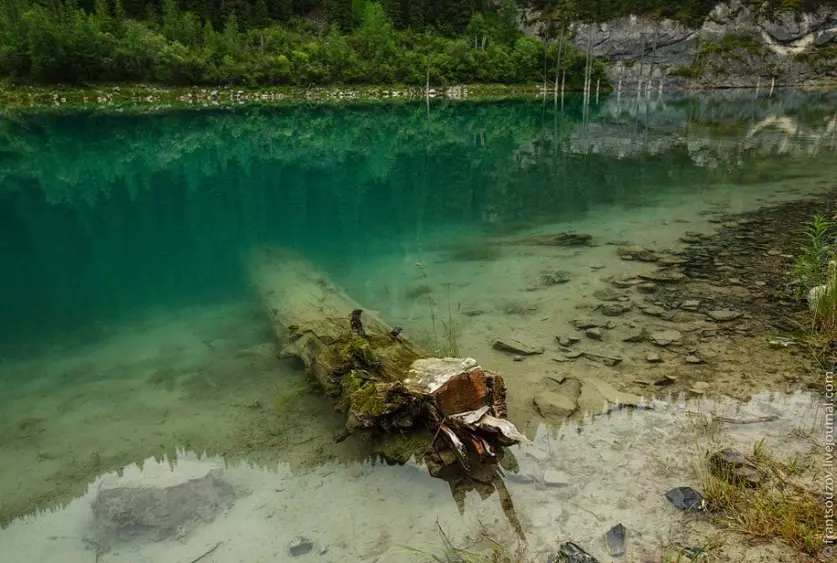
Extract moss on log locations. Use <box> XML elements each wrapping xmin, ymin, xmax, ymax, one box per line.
<box><xmin>246</xmin><ymin>246</ymin><xmax>525</xmax><ymax>475</ymax></box>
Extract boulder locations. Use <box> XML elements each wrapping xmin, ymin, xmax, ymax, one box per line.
<box><xmin>94</xmin><ymin>459</ymin><xmax>234</xmax><ymax>544</ymax></box>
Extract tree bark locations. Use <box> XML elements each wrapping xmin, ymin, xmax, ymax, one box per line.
<box><xmin>246</xmin><ymin>246</ymin><xmax>526</xmax><ymax>475</ymax></box>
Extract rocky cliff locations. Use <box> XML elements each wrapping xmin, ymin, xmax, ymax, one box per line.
<box><xmin>555</xmin><ymin>1</ymin><xmax>837</xmax><ymax>88</ymax></box>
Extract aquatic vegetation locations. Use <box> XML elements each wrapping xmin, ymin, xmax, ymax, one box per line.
<box><xmin>399</xmin><ymin>523</ymin><xmax>525</xmax><ymax>562</ymax></box>
<box><xmin>414</xmin><ymin>263</ymin><xmax>460</xmax><ymax>357</ymax></box>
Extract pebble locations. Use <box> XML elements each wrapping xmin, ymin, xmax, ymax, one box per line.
<box><xmin>646</xmin><ymin>352</ymin><xmax>662</xmax><ymax>363</ymax></box>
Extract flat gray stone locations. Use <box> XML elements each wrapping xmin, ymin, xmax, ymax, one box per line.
<box><xmin>649</xmin><ymin>329</ymin><xmax>683</xmax><ymax>347</ymax></box>
<box><xmin>533</xmin><ymin>390</ymin><xmax>577</xmax><ymax>420</ymax></box>
<box><xmin>593</xmin><ymin>287</ymin><xmax>622</xmax><ymax>301</ymax></box>
<box><xmin>491</xmin><ymin>336</ymin><xmax>544</xmax><ymax>355</ymax></box>
<box><xmin>645</xmin><ymin>352</ymin><xmax>662</xmax><ymax>363</ymax></box>
<box><xmin>642</xmin><ymin>305</ymin><xmax>664</xmax><ymax>317</ymax></box>
<box><xmin>707</xmin><ymin>309</ymin><xmax>742</xmax><ymax>322</ymax></box>
<box><xmin>622</xmin><ymin>329</ymin><xmax>646</xmax><ymax>343</ymax></box>
<box><xmin>573</xmin><ymin>318</ymin><xmax>602</xmax><ymax>329</ymax></box>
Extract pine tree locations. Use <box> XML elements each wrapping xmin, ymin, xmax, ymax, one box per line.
<box><xmin>251</xmin><ymin>0</ymin><xmax>270</xmax><ymax>27</ymax></box>
<box><xmin>327</xmin><ymin>0</ymin><xmax>353</xmax><ymax>30</ymax></box>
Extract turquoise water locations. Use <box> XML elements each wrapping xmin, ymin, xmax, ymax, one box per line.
<box><xmin>3</xmin><ymin>92</ymin><xmax>834</xmax><ymax>347</ymax></box>
<box><xmin>0</xmin><ymin>91</ymin><xmax>835</xmax><ymax>561</ymax></box>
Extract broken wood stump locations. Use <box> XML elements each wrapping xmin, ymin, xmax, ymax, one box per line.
<box><xmin>246</xmin><ymin>246</ymin><xmax>526</xmax><ymax>477</ymax></box>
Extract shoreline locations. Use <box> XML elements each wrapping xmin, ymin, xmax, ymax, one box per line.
<box><xmin>2</xmin><ymin>81</ymin><xmax>836</xmax><ymax>112</ymax></box>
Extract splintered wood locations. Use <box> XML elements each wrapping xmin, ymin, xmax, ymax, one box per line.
<box><xmin>246</xmin><ymin>246</ymin><xmax>526</xmax><ymax>475</ymax></box>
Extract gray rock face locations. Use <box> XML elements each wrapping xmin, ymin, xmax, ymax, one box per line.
<box><xmin>558</xmin><ymin>1</ymin><xmax>837</xmax><ymax>88</ymax></box>
<box><xmin>94</xmin><ymin>460</ymin><xmax>234</xmax><ymax>546</ymax></box>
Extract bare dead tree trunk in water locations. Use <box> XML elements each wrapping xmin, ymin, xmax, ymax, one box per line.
<box><xmin>246</xmin><ymin>247</ymin><xmax>526</xmax><ymax>477</ymax></box>
<box><xmin>649</xmin><ymin>26</ymin><xmax>658</xmax><ymax>95</ymax></box>
<box><xmin>543</xmin><ymin>36</ymin><xmax>548</xmax><ymax>96</ymax></box>
<box><xmin>554</xmin><ymin>28</ymin><xmax>564</xmax><ymax>105</ymax></box>
<box><xmin>637</xmin><ymin>35</ymin><xmax>646</xmax><ymax>98</ymax></box>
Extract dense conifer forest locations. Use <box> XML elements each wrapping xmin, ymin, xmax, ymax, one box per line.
<box><xmin>0</xmin><ymin>0</ymin><xmax>833</xmax><ymax>85</ymax></box>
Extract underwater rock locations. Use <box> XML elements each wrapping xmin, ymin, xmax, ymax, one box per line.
<box><xmin>541</xmin><ymin>271</ymin><xmax>573</xmax><ymax>285</ymax></box>
<box><xmin>556</xmin><ymin>336</ymin><xmax>580</xmax><ymax>347</ymax></box>
<box><xmin>636</xmin><ymin>282</ymin><xmax>658</xmax><ymax>293</ymax></box>
<box><xmin>94</xmin><ymin>460</ymin><xmax>234</xmax><ymax>545</ymax></box>
<box><xmin>585</xmin><ymin>327</ymin><xmax>603</xmax><ymax>340</ymax></box>
<box><xmin>689</xmin><ymin>381</ymin><xmax>710</xmax><ymax>394</ymax></box>
<box><xmin>600</xmin><ymin>303</ymin><xmax>632</xmax><ymax>317</ymax></box>
<box><xmin>548</xmin><ymin>541</ymin><xmax>600</xmax><ymax>563</ymax></box>
<box><xmin>491</xmin><ymin>336</ymin><xmax>544</xmax><ymax>356</ymax></box>
<box><xmin>680</xmin><ymin>299</ymin><xmax>701</xmax><ymax>311</ymax></box>
<box><xmin>289</xmin><ymin>536</ymin><xmax>314</xmax><ymax>556</ymax></box>
<box><xmin>593</xmin><ymin>287</ymin><xmax>622</xmax><ymax>301</ymax></box>
<box><xmin>533</xmin><ymin>390</ymin><xmax>578</xmax><ymax>420</ymax></box>
<box><xmin>579</xmin><ymin>351</ymin><xmax>623</xmax><ymax>367</ymax></box>
<box><xmin>708</xmin><ymin>449</ymin><xmax>761</xmax><ymax>487</ymax></box>
<box><xmin>641</xmin><ymin>305</ymin><xmax>664</xmax><ymax>317</ymax></box>
<box><xmin>576</xmin><ymin>376</ymin><xmax>642</xmax><ymax>412</ymax></box>
<box><xmin>515</xmin><ymin>232</ymin><xmax>593</xmax><ymax>247</ymax></box>
<box><xmin>605</xmin><ymin>523</ymin><xmax>627</xmax><ymax>557</ymax></box>
<box><xmin>645</xmin><ymin>352</ymin><xmax>662</xmax><ymax>363</ymax></box>
<box><xmin>617</xmin><ymin>245</ymin><xmax>657</xmax><ymax>262</ymax></box>
<box><xmin>648</xmin><ymin>329</ymin><xmax>683</xmax><ymax>346</ymax></box>
<box><xmin>664</xmin><ymin>487</ymin><xmax>705</xmax><ymax>512</ymax></box>
<box><xmin>610</xmin><ymin>275</ymin><xmax>645</xmax><ymax>288</ymax></box>
<box><xmin>572</xmin><ymin>318</ymin><xmax>602</xmax><ymax>329</ymax></box>
<box><xmin>707</xmin><ymin>309</ymin><xmax>742</xmax><ymax>322</ymax></box>
<box><xmin>622</xmin><ymin>328</ymin><xmax>646</xmax><ymax>343</ymax></box>
<box><xmin>656</xmin><ymin>255</ymin><xmax>687</xmax><ymax>266</ymax></box>
<box><xmin>684</xmin><ymin>354</ymin><xmax>706</xmax><ymax>365</ymax></box>
<box><xmin>639</xmin><ymin>270</ymin><xmax>686</xmax><ymax>283</ymax></box>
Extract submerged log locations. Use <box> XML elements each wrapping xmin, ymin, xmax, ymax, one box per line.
<box><xmin>246</xmin><ymin>246</ymin><xmax>526</xmax><ymax>475</ymax></box>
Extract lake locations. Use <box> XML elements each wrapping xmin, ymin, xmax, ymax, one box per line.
<box><xmin>0</xmin><ymin>90</ymin><xmax>834</xmax><ymax>562</ymax></box>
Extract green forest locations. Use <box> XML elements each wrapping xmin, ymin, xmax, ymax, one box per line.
<box><xmin>0</xmin><ymin>0</ymin><xmax>834</xmax><ymax>86</ymax></box>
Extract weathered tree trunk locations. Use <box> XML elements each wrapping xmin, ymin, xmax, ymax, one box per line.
<box><xmin>246</xmin><ymin>246</ymin><xmax>525</xmax><ymax>475</ymax></box>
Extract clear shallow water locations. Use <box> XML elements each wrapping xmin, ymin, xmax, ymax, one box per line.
<box><xmin>0</xmin><ymin>90</ymin><xmax>835</xmax><ymax>561</ymax></box>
